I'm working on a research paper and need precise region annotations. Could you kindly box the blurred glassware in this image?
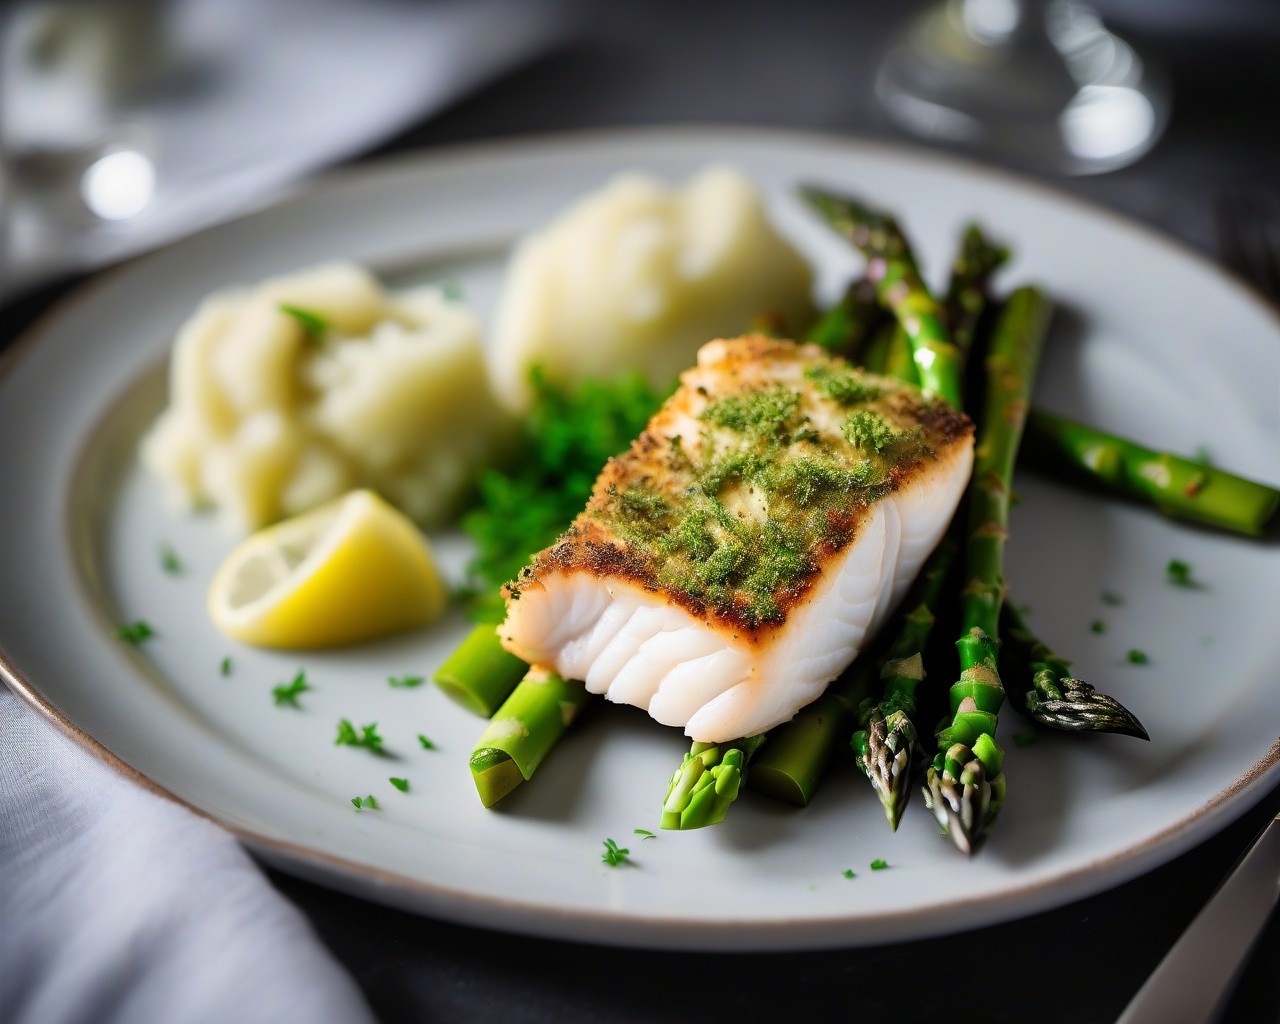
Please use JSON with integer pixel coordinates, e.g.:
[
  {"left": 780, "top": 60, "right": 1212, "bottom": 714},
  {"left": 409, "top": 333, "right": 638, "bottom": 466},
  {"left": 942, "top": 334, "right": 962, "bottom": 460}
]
[
  {"left": 875, "top": 0, "right": 1170, "bottom": 175},
  {"left": 0, "top": 0, "right": 570, "bottom": 301}
]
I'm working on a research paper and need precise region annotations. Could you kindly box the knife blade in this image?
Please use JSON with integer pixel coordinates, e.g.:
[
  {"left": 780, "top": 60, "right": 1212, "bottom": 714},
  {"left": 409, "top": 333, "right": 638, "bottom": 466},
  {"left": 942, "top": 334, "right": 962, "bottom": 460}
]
[{"left": 1116, "top": 812, "right": 1280, "bottom": 1024}]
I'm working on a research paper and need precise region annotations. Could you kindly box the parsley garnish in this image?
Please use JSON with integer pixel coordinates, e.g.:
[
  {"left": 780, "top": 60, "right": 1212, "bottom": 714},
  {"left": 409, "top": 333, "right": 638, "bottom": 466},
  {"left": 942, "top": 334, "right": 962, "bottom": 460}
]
[
  {"left": 1166, "top": 559, "right": 1195, "bottom": 587},
  {"left": 279, "top": 303, "right": 327, "bottom": 340},
  {"left": 1101, "top": 588, "right": 1124, "bottom": 606},
  {"left": 1127, "top": 649, "right": 1150, "bottom": 665},
  {"left": 416, "top": 733, "right": 436, "bottom": 750},
  {"left": 220, "top": 656, "right": 233, "bottom": 677},
  {"left": 843, "top": 868, "right": 857, "bottom": 879},
  {"left": 388, "top": 674, "right": 425, "bottom": 689},
  {"left": 870, "top": 859, "right": 889, "bottom": 871},
  {"left": 389, "top": 777, "right": 409, "bottom": 793},
  {"left": 601, "top": 838, "right": 631, "bottom": 867},
  {"left": 1013, "top": 730, "right": 1037, "bottom": 747},
  {"left": 116, "top": 621, "right": 154, "bottom": 646},
  {"left": 634, "top": 829, "right": 656, "bottom": 840},
  {"left": 272, "top": 670, "right": 310, "bottom": 707},
  {"left": 335, "top": 719, "right": 384, "bottom": 753},
  {"left": 351, "top": 795, "right": 380, "bottom": 810},
  {"left": 159, "top": 543, "right": 182, "bottom": 575},
  {"left": 1090, "top": 619, "right": 1106, "bottom": 635}
]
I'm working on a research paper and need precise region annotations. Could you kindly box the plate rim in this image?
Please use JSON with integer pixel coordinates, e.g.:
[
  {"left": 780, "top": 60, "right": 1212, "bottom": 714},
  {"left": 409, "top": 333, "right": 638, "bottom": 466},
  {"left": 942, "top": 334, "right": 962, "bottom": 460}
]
[{"left": 4, "top": 123, "right": 1280, "bottom": 950}]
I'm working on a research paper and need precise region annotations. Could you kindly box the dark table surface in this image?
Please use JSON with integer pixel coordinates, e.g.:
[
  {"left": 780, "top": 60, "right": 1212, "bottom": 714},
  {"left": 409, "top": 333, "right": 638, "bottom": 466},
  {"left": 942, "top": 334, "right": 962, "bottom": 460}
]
[{"left": 4, "top": 2, "right": 1280, "bottom": 1021}]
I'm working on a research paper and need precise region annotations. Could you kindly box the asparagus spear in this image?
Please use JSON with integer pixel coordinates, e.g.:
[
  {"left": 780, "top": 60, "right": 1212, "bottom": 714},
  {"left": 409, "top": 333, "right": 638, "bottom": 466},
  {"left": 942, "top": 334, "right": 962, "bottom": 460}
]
[
  {"left": 924, "top": 286, "right": 1053, "bottom": 855},
  {"left": 661, "top": 735, "right": 766, "bottom": 830},
  {"left": 801, "top": 187, "right": 965, "bottom": 408},
  {"left": 804, "top": 277, "right": 888, "bottom": 360},
  {"left": 469, "top": 667, "right": 589, "bottom": 807},
  {"left": 852, "top": 533, "right": 957, "bottom": 829},
  {"left": 434, "top": 624, "right": 529, "bottom": 717},
  {"left": 999, "top": 602, "right": 1148, "bottom": 738},
  {"left": 1021, "top": 409, "right": 1280, "bottom": 536},
  {"left": 945, "top": 224, "right": 1010, "bottom": 361}
]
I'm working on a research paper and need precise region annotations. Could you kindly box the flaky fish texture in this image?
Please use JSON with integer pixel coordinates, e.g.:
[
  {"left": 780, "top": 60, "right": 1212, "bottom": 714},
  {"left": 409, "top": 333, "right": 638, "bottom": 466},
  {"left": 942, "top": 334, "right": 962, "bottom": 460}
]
[{"left": 499, "top": 336, "right": 974, "bottom": 742}]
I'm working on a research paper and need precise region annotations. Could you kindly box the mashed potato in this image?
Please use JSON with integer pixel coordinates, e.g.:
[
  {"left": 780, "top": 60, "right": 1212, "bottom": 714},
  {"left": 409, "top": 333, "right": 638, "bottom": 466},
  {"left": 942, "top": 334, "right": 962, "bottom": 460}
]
[
  {"left": 489, "top": 166, "right": 814, "bottom": 412},
  {"left": 142, "top": 263, "right": 510, "bottom": 532}
]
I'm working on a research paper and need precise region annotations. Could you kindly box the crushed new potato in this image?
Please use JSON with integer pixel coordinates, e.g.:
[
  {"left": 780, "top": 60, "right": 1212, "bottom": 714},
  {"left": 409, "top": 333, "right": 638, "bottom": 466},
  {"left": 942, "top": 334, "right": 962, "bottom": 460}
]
[
  {"left": 489, "top": 166, "right": 814, "bottom": 412},
  {"left": 142, "top": 263, "right": 511, "bottom": 532}
]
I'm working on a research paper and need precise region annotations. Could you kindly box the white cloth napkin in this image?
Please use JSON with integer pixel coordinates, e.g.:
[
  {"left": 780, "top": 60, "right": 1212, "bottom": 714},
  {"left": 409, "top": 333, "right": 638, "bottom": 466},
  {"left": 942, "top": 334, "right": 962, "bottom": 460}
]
[{"left": 0, "top": 684, "right": 376, "bottom": 1024}]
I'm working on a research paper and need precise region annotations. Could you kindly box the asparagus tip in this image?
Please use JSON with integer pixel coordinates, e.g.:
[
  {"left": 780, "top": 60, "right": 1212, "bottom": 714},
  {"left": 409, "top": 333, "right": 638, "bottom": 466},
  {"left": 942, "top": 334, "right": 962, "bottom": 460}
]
[
  {"left": 858, "top": 711, "right": 917, "bottom": 831},
  {"left": 1026, "top": 678, "right": 1149, "bottom": 740},
  {"left": 922, "top": 756, "right": 1003, "bottom": 856}
]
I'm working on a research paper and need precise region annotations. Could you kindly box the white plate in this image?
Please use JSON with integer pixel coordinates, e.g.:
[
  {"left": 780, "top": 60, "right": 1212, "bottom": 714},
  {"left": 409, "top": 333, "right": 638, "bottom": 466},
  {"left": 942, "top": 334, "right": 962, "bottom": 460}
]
[{"left": 3, "top": 127, "right": 1279, "bottom": 951}]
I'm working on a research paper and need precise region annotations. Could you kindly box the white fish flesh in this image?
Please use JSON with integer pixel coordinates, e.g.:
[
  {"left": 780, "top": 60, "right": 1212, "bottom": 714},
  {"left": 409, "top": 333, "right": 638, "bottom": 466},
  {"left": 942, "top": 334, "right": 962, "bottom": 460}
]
[{"left": 499, "top": 336, "right": 974, "bottom": 743}]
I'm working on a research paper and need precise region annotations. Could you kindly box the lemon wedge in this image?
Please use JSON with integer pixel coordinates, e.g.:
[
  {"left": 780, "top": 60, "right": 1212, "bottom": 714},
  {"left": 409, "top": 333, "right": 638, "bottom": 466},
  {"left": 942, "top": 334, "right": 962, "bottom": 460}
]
[{"left": 207, "top": 489, "right": 447, "bottom": 648}]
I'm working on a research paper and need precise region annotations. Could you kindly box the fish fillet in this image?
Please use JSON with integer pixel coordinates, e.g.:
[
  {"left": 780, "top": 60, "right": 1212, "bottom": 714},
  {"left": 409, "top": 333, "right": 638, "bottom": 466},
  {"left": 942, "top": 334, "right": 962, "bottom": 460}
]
[{"left": 499, "top": 336, "right": 974, "bottom": 742}]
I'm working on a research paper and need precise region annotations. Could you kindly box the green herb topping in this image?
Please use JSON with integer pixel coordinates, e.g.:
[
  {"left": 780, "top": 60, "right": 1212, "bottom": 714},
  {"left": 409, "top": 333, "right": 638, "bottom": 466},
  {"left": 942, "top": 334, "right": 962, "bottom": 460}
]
[
  {"left": 1090, "top": 620, "right": 1106, "bottom": 635},
  {"left": 116, "top": 621, "right": 154, "bottom": 646},
  {"left": 388, "top": 777, "right": 409, "bottom": 793},
  {"left": 1165, "top": 559, "right": 1195, "bottom": 587},
  {"left": 843, "top": 868, "right": 857, "bottom": 879},
  {"left": 803, "top": 364, "right": 881, "bottom": 405},
  {"left": 869, "top": 859, "right": 890, "bottom": 871},
  {"left": 220, "top": 656, "right": 233, "bottom": 676},
  {"left": 351, "top": 795, "right": 380, "bottom": 811},
  {"left": 601, "top": 838, "right": 631, "bottom": 867},
  {"left": 417, "top": 733, "right": 436, "bottom": 750},
  {"left": 634, "top": 829, "right": 656, "bottom": 840},
  {"left": 279, "top": 303, "right": 327, "bottom": 340},
  {"left": 159, "top": 543, "right": 182, "bottom": 575},
  {"left": 272, "top": 670, "right": 310, "bottom": 708},
  {"left": 1126, "top": 649, "right": 1150, "bottom": 665},
  {"left": 388, "top": 674, "right": 425, "bottom": 689},
  {"left": 335, "top": 719, "right": 384, "bottom": 753}
]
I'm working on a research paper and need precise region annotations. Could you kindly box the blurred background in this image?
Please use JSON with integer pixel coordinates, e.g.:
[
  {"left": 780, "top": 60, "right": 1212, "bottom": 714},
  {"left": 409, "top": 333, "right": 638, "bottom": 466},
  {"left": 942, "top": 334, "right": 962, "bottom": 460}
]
[
  {"left": 2, "top": 1, "right": 1279, "bottom": 1021},
  {"left": 3, "top": 0, "right": 1278, "bottom": 306}
]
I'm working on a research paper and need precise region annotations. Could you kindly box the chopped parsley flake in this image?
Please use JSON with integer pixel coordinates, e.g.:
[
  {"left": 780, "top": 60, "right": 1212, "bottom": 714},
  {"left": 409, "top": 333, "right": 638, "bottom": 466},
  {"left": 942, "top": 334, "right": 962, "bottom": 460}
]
[
  {"left": 843, "top": 868, "right": 857, "bottom": 879},
  {"left": 388, "top": 674, "right": 425, "bottom": 689},
  {"left": 159, "top": 543, "right": 182, "bottom": 575},
  {"left": 702, "top": 386, "right": 799, "bottom": 439},
  {"left": 279, "top": 303, "right": 327, "bottom": 340},
  {"left": 601, "top": 838, "right": 631, "bottom": 867},
  {"left": 1127, "top": 649, "right": 1150, "bottom": 665},
  {"left": 220, "top": 656, "right": 233, "bottom": 677},
  {"left": 1090, "top": 620, "right": 1106, "bottom": 635},
  {"left": 634, "top": 829, "right": 656, "bottom": 840},
  {"left": 416, "top": 733, "right": 436, "bottom": 750},
  {"left": 1013, "top": 730, "right": 1038, "bottom": 747},
  {"left": 351, "top": 795, "right": 380, "bottom": 811},
  {"left": 1166, "top": 559, "right": 1195, "bottom": 587},
  {"left": 803, "top": 364, "right": 881, "bottom": 405},
  {"left": 388, "top": 777, "right": 409, "bottom": 793},
  {"left": 116, "top": 621, "right": 154, "bottom": 646},
  {"left": 842, "top": 410, "right": 898, "bottom": 452},
  {"left": 869, "top": 859, "right": 890, "bottom": 871},
  {"left": 335, "top": 719, "right": 384, "bottom": 753},
  {"left": 272, "top": 670, "right": 310, "bottom": 708},
  {"left": 1101, "top": 589, "right": 1124, "bottom": 606}
]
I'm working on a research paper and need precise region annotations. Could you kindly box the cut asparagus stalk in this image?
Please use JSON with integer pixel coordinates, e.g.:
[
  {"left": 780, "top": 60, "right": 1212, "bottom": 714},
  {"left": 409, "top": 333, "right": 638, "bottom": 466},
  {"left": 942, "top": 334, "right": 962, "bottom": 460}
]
[
  {"left": 746, "top": 657, "right": 878, "bottom": 807},
  {"left": 1000, "top": 602, "right": 1148, "bottom": 738},
  {"left": 924, "top": 286, "right": 1053, "bottom": 855},
  {"left": 469, "top": 667, "right": 589, "bottom": 807},
  {"left": 434, "top": 624, "right": 529, "bottom": 717},
  {"left": 801, "top": 187, "right": 965, "bottom": 408},
  {"left": 661, "top": 735, "right": 766, "bottom": 830},
  {"left": 1021, "top": 409, "right": 1280, "bottom": 536}
]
